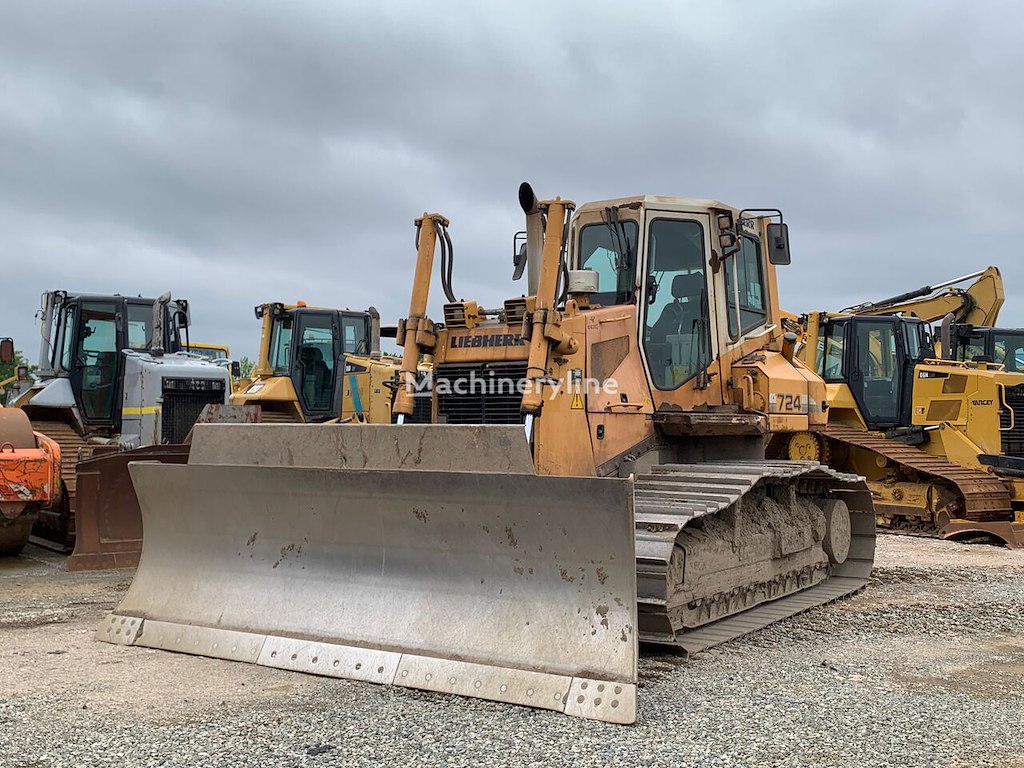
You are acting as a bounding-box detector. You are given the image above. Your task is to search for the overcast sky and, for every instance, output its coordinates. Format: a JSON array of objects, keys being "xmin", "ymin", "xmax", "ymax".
[{"xmin": 2, "ymin": 0, "xmax": 1022, "ymax": 361}]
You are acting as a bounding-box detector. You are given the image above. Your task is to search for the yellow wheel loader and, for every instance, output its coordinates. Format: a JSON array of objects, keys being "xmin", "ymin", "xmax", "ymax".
[
  {"xmin": 100, "ymin": 185, "xmax": 874, "ymax": 725},
  {"xmin": 781, "ymin": 268, "xmax": 1024, "ymax": 546},
  {"xmin": 232, "ymin": 302, "xmax": 430, "ymax": 423}
]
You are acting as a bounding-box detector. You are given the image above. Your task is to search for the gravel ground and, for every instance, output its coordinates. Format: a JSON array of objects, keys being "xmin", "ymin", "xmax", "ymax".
[{"xmin": 1, "ymin": 535, "xmax": 1022, "ymax": 768}]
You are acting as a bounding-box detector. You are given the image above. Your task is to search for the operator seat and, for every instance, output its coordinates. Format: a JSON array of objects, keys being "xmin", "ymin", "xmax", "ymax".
[
  {"xmin": 298, "ymin": 346, "xmax": 331, "ymax": 412},
  {"xmin": 650, "ymin": 273, "xmax": 704, "ymax": 348}
]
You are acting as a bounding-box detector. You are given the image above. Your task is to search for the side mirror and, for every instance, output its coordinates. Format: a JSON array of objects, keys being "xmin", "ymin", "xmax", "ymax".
[
  {"xmin": 512, "ymin": 239, "xmax": 528, "ymax": 281},
  {"xmin": 175, "ymin": 299, "xmax": 191, "ymax": 328},
  {"xmin": 230, "ymin": 361, "xmax": 242, "ymax": 378},
  {"xmin": 16, "ymin": 365, "xmax": 29, "ymax": 381},
  {"xmin": 0, "ymin": 338, "xmax": 14, "ymax": 365},
  {"xmin": 766, "ymin": 222, "xmax": 791, "ymax": 265}
]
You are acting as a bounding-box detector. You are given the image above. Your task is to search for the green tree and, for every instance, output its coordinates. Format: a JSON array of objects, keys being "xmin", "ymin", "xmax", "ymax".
[{"xmin": 238, "ymin": 356, "xmax": 255, "ymax": 379}]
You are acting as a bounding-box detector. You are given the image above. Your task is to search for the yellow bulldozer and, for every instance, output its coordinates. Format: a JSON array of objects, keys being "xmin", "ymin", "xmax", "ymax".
[
  {"xmin": 231, "ymin": 302, "xmax": 430, "ymax": 423},
  {"xmin": 780, "ymin": 267, "xmax": 1024, "ymax": 546},
  {"xmin": 100, "ymin": 185, "xmax": 874, "ymax": 724}
]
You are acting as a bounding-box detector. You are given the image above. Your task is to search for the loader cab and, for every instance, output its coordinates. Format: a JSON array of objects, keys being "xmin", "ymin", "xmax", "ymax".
[
  {"xmin": 818, "ymin": 316, "xmax": 931, "ymax": 430},
  {"xmin": 48, "ymin": 294, "xmax": 185, "ymax": 431},
  {"xmin": 951, "ymin": 326, "xmax": 1024, "ymax": 372},
  {"xmin": 265, "ymin": 305, "xmax": 371, "ymax": 421}
]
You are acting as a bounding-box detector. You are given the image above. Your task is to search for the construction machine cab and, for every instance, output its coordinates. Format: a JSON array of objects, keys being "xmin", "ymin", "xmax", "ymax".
[
  {"xmin": 951, "ymin": 326, "xmax": 1024, "ymax": 372},
  {"xmin": 812, "ymin": 315, "xmax": 931, "ymax": 430},
  {"xmin": 39, "ymin": 293, "xmax": 188, "ymax": 432},
  {"xmin": 250, "ymin": 302, "xmax": 375, "ymax": 421}
]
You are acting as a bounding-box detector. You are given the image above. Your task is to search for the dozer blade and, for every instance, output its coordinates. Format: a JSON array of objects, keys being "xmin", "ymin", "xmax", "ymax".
[
  {"xmin": 98, "ymin": 425, "xmax": 638, "ymax": 724},
  {"xmin": 68, "ymin": 444, "xmax": 191, "ymax": 571}
]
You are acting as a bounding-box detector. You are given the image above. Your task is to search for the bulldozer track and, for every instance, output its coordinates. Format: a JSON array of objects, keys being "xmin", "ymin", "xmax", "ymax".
[
  {"xmin": 826, "ymin": 423, "xmax": 1011, "ymax": 518},
  {"xmin": 27, "ymin": 420, "xmax": 91, "ymax": 552},
  {"xmin": 634, "ymin": 460, "xmax": 875, "ymax": 654}
]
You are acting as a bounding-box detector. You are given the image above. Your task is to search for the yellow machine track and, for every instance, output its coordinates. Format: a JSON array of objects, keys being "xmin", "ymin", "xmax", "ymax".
[
  {"xmin": 825, "ymin": 424, "xmax": 1022, "ymax": 546},
  {"xmin": 634, "ymin": 460, "xmax": 875, "ymax": 652}
]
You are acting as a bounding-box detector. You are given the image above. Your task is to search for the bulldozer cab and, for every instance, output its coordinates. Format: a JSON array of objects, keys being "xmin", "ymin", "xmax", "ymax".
[
  {"xmin": 262, "ymin": 303, "xmax": 372, "ymax": 421},
  {"xmin": 951, "ymin": 326, "xmax": 1024, "ymax": 372},
  {"xmin": 48, "ymin": 295, "xmax": 185, "ymax": 431},
  {"xmin": 816, "ymin": 315, "xmax": 931, "ymax": 430}
]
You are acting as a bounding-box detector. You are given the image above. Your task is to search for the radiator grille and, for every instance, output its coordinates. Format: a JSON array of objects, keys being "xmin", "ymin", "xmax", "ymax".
[
  {"xmin": 435, "ymin": 362, "xmax": 527, "ymax": 425},
  {"xmin": 390, "ymin": 391, "xmax": 433, "ymax": 424},
  {"xmin": 161, "ymin": 390, "xmax": 225, "ymax": 443},
  {"xmin": 1001, "ymin": 385, "xmax": 1024, "ymax": 457}
]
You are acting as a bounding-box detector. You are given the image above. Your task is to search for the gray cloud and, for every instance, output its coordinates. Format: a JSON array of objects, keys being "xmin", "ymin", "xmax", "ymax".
[{"xmin": 2, "ymin": 0, "xmax": 1022, "ymax": 362}]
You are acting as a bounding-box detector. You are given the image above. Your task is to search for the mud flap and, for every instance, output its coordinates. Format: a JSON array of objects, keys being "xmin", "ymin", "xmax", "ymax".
[{"xmin": 98, "ymin": 425, "xmax": 639, "ymax": 724}]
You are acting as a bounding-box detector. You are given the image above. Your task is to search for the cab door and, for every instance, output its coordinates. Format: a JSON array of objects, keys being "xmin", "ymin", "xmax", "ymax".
[
  {"xmin": 68, "ymin": 299, "xmax": 124, "ymax": 429},
  {"xmin": 290, "ymin": 311, "xmax": 341, "ymax": 421},
  {"xmin": 847, "ymin": 317, "xmax": 904, "ymax": 430}
]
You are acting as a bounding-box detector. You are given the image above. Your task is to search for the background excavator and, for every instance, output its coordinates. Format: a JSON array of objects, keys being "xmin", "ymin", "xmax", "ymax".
[
  {"xmin": 101, "ymin": 185, "xmax": 873, "ymax": 725},
  {"xmin": 0, "ymin": 338, "xmax": 61, "ymax": 555},
  {"xmin": 779, "ymin": 267, "xmax": 1024, "ymax": 546},
  {"xmin": 7, "ymin": 290, "xmax": 232, "ymax": 562},
  {"xmin": 232, "ymin": 301, "xmax": 431, "ymax": 423}
]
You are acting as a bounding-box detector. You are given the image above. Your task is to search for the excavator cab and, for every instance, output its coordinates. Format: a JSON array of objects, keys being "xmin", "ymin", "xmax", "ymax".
[
  {"xmin": 951, "ymin": 325, "xmax": 1024, "ymax": 372},
  {"xmin": 815, "ymin": 316, "xmax": 931, "ymax": 430}
]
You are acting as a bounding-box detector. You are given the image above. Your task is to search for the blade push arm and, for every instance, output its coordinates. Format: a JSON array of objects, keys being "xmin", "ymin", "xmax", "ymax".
[{"xmin": 393, "ymin": 213, "xmax": 449, "ymax": 420}]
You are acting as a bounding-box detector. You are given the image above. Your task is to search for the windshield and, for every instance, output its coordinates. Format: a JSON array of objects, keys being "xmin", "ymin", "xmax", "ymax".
[
  {"xmin": 269, "ymin": 315, "xmax": 294, "ymax": 375},
  {"xmin": 577, "ymin": 220, "xmax": 638, "ymax": 305},
  {"xmin": 126, "ymin": 302, "xmax": 180, "ymax": 353},
  {"xmin": 126, "ymin": 304, "xmax": 154, "ymax": 351}
]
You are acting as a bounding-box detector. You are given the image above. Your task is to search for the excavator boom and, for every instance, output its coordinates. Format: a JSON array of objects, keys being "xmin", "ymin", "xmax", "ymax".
[{"xmin": 842, "ymin": 266, "xmax": 1004, "ymax": 326}]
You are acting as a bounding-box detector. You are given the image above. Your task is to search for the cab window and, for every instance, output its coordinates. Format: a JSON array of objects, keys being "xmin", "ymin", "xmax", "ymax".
[
  {"xmin": 819, "ymin": 321, "xmax": 846, "ymax": 381},
  {"xmin": 127, "ymin": 304, "xmax": 153, "ymax": 350},
  {"xmin": 342, "ymin": 316, "xmax": 369, "ymax": 355},
  {"xmin": 75, "ymin": 302, "xmax": 119, "ymax": 420},
  {"xmin": 269, "ymin": 315, "xmax": 293, "ymax": 375},
  {"xmin": 578, "ymin": 220, "xmax": 638, "ymax": 305},
  {"xmin": 56, "ymin": 305, "xmax": 77, "ymax": 371},
  {"xmin": 993, "ymin": 333, "xmax": 1024, "ymax": 372},
  {"xmin": 643, "ymin": 218, "xmax": 710, "ymax": 390},
  {"xmin": 723, "ymin": 236, "xmax": 767, "ymax": 337}
]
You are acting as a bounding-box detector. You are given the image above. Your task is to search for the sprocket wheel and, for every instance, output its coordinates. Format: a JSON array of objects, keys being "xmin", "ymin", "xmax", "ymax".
[{"xmin": 785, "ymin": 432, "xmax": 831, "ymax": 464}]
